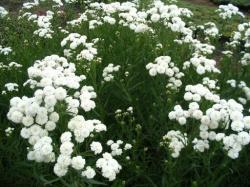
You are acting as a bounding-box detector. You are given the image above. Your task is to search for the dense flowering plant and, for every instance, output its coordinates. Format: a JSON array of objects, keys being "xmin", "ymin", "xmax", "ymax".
[{"xmin": 0, "ymin": 0, "xmax": 250, "ymax": 186}]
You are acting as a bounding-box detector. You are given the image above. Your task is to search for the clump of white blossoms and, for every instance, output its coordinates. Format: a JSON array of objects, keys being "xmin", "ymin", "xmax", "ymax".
[
  {"xmin": 229, "ymin": 22, "xmax": 250, "ymax": 48},
  {"xmin": 5, "ymin": 127, "xmax": 14, "ymax": 137},
  {"xmin": 0, "ymin": 45, "xmax": 12, "ymax": 56},
  {"xmin": 61, "ymin": 33, "xmax": 98, "ymax": 61},
  {"xmin": 64, "ymin": 0, "xmax": 78, "ymax": 3},
  {"xmin": 20, "ymin": 10, "xmax": 54, "ymax": 39},
  {"xmin": 82, "ymin": 166, "xmax": 96, "ymax": 179},
  {"xmin": 107, "ymin": 140, "xmax": 132, "ymax": 156},
  {"xmin": 161, "ymin": 130, "xmax": 187, "ymax": 158},
  {"xmin": 183, "ymin": 83, "xmax": 220, "ymax": 103},
  {"xmin": 168, "ymin": 78, "xmax": 250, "ymax": 159},
  {"xmin": 67, "ymin": 0, "xmax": 192, "ymax": 35},
  {"xmin": 183, "ymin": 55, "xmax": 220, "ymax": 75},
  {"xmin": 217, "ymin": 4, "xmax": 244, "ymax": 20},
  {"xmin": 22, "ymin": 0, "xmax": 63, "ymax": 9},
  {"xmin": 241, "ymin": 53, "xmax": 250, "ymax": 66},
  {"xmin": 34, "ymin": 11, "xmax": 54, "ymax": 38},
  {"xmin": 0, "ymin": 6, "xmax": 8, "ymax": 18},
  {"xmin": 227, "ymin": 80, "xmax": 250, "ymax": 103},
  {"xmin": 2, "ymin": 83, "xmax": 19, "ymax": 95},
  {"xmin": 102, "ymin": 64, "xmax": 121, "ymax": 82},
  {"xmin": 146, "ymin": 56, "xmax": 184, "ymax": 89},
  {"xmin": 0, "ymin": 62, "xmax": 22, "ymax": 78},
  {"xmin": 96, "ymin": 152, "xmax": 122, "ymax": 181},
  {"xmin": 7, "ymin": 55, "xmax": 131, "ymax": 181},
  {"xmin": 196, "ymin": 22, "xmax": 219, "ymax": 39}
]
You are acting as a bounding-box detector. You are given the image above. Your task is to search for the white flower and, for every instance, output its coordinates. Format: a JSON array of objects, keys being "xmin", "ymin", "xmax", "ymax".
[
  {"xmin": 151, "ymin": 13, "xmax": 160, "ymax": 22},
  {"xmin": 102, "ymin": 64, "xmax": 120, "ymax": 82},
  {"xmin": 178, "ymin": 117, "xmax": 186, "ymax": 125},
  {"xmin": 184, "ymin": 92, "xmax": 192, "ymax": 101},
  {"xmin": 90, "ymin": 141, "xmax": 103, "ymax": 155},
  {"xmin": 49, "ymin": 112, "xmax": 59, "ymax": 123},
  {"xmin": 20, "ymin": 128, "xmax": 31, "ymax": 139},
  {"xmin": 96, "ymin": 153, "xmax": 122, "ymax": 181},
  {"xmin": 8, "ymin": 111, "xmax": 23, "ymax": 123},
  {"xmin": 57, "ymin": 155, "xmax": 71, "ymax": 167},
  {"xmin": 237, "ymin": 131, "xmax": 250, "ymax": 145},
  {"xmin": 60, "ymin": 131, "xmax": 72, "ymax": 143},
  {"xmin": 54, "ymin": 163, "xmax": 68, "ymax": 177},
  {"xmin": 82, "ymin": 166, "xmax": 96, "ymax": 179},
  {"xmin": 228, "ymin": 149, "xmax": 239, "ymax": 159},
  {"xmin": 0, "ymin": 6, "xmax": 8, "ymax": 18},
  {"xmin": 44, "ymin": 95, "xmax": 57, "ymax": 107},
  {"xmin": 71, "ymin": 156, "xmax": 86, "ymax": 170},
  {"xmin": 45, "ymin": 121, "xmax": 56, "ymax": 131},
  {"xmin": 22, "ymin": 116, "xmax": 34, "ymax": 127},
  {"xmin": 41, "ymin": 144, "xmax": 53, "ymax": 155},
  {"xmin": 55, "ymin": 87, "xmax": 67, "ymax": 100},
  {"xmin": 124, "ymin": 143, "xmax": 132, "ymax": 150},
  {"xmin": 244, "ymin": 116, "xmax": 250, "ymax": 129},
  {"xmin": 231, "ymin": 121, "xmax": 244, "ymax": 132},
  {"xmin": 60, "ymin": 142, "xmax": 74, "ymax": 155},
  {"xmin": 36, "ymin": 114, "xmax": 48, "ymax": 125}
]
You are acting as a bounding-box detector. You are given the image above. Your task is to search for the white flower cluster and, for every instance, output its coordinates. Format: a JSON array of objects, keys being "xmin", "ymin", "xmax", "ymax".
[
  {"xmin": 240, "ymin": 53, "xmax": 250, "ymax": 66},
  {"xmin": 0, "ymin": 62, "xmax": 22, "ymax": 71},
  {"xmin": 197, "ymin": 22, "xmax": 219, "ymax": 38},
  {"xmin": 24, "ymin": 55, "xmax": 84, "ymax": 89},
  {"xmin": 162, "ymin": 130, "xmax": 187, "ymax": 158},
  {"xmin": 88, "ymin": 2, "xmax": 151, "ymax": 33},
  {"xmin": 183, "ymin": 55, "xmax": 220, "ymax": 75},
  {"xmin": 192, "ymin": 41, "xmax": 215, "ymax": 55},
  {"xmin": 67, "ymin": 13, "xmax": 88, "ymax": 26},
  {"xmin": 5, "ymin": 127, "xmax": 14, "ymax": 136},
  {"xmin": 68, "ymin": 1, "xmax": 192, "ymax": 35},
  {"xmin": 81, "ymin": 166, "xmax": 96, "ymax": 179},
  {"xmin": 96, "ymin": 152, "xmax": 122, "ymax": 181},
  {"xmin": 90, "ymin": 141, "xmax": 103, "ymax": 155},
  {"xmin": 229, "ymin": 22, "xmax": 250, "ymax": 49},
  {"xmin": 202, "ymin": 77, "xmax": 219, "ymax": 90},
  {"xmin": 54, "ymin": 121, "xmax": 103, "ymax": 179},
  {"xmin": 222, "ymin": 50, "xmax": 233, "ymax": 57},
  {"xmin": 64, "ymin": 0, "xmax": 78, "ymax": 4},
  {"xmin": 61, "ymin": 33, "xmax": 98, "ymax": 61},
  {"xmin": 169, "ymin": 102, "xmax": 202, "ymax": 125},
  {"xmin": 192, "ymin": 138, "xmax": 209, "ymax": 152},
  {"xmin": 22, "ymin": 0, "xmax": 63, "ymax": 9},
  {"xmin": 227, "ymin": 80, "xmax": 250, "ymax": 103},
  {"xmin": 34, "ymin": 11, "xmax": 54, "ymax": 38},
  {"xmin": 184, "ymin": 83, "xmax": 220, "ymax": 103},
  {"xmin": 21, "ymin": 10, "xmax": 54, "ymax": 39},
  {"xmin": 68, "ymin": 116, "xmax": 106, "ymax": 143},
  {"xmin": 2, "ymin": 83, "xmax": 19, "ymax": 95},
  {"xmin": 168, "ymin": 81, "xmax": 250, "ymax": 159},
  {"xmin": 217, "ymin": 4, "xmax": 244, "ymax": 20},
  {"xmin": 241, "ymin": 84, "xmax": 250, "ymax": 102},
  {"xmin": 7, "ymin": 54, "xmax": 131, "ymax": 181},
  {"xmin": 28, "ymin": 136, "xmax": 55, "ymax": 163},
  {"xmin": 107, "ymin": 140, "xmax": 132, "ymax": 156},
  {"xmin": 79, "ymin": 86, "xmax": 97, "ymax": 112},
  {"xmin": 147, "ymin": 1, "xmax": 193, "ymax": 34},
  {"xmin": 102, "ymin": 64, "xmax": 121, "ymax": 82},
  {"xmin": 22, "ymin": 1, "xmax": 39, "ymax": 9},
  {"xmin": 0, "ymin": 6, "xmax": 8, "ymax": 18},
  {"xmin": 0, "ymin": 45, "xmax": 12, "ymax": 56},
  {"xmin": 146, "ymin": 56, "xmax": 184, "ymax": 89}
]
